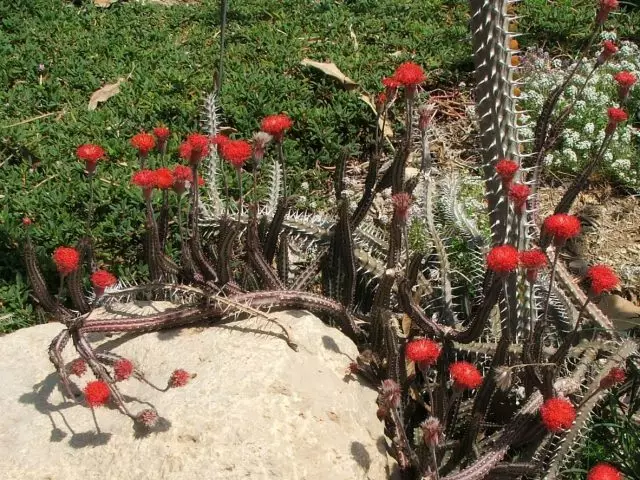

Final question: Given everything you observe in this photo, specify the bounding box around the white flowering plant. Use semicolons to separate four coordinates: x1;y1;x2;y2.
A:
518;33;640;190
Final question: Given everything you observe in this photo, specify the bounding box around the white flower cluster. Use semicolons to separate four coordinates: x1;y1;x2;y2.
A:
518;37;640;190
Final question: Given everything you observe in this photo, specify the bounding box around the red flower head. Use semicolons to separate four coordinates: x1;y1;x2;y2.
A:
406;339;441;367
420;417;444;447
172;164;193;195
154;167;174;190
136;408;159;428
614;71;637;88
252;131;273;162
495;159;519;185
508;183;530;214
543;214;581;245
69;358;87;377
90;269;117;288
179;133;210;165
380;379;401;409
391;192;412;223
519;249;548;282
449;361;483;389
220;139;252;169
597;0;619;24
84;380;111;408
487;245;519;275
586;264;619;296
587;463;622;480
606;107;628;134
375;92;387;113
260;114;293;142
598;40;618;65
76;144;106;174
600;367;626;389
197;175;205;187
539;397;576;432
168;369;191;388
52;246;80;276
132;169;157;199
131;132;156;157
22;217;33;227
392;62;426;87
114;359;134;381
153;126;170;142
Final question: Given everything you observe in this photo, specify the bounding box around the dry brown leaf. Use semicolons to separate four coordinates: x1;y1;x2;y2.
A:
88;77;126;111
349;25;359;52
300;59;357;90
360;94;393;138
94;0;118;7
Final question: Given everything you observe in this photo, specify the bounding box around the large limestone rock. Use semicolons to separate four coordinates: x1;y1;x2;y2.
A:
0;310;393;479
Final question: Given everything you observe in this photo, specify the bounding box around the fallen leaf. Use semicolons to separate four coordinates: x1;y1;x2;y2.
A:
88;77;126;111
360;94;393;138
300;59;357;90
94;0;118;7
349;24;359;52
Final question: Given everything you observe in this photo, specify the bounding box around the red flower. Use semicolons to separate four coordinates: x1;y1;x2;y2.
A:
391;192;412;223
90;270;117;289
520;249;548;282
587;463;622;480
132;169;157;189
114;359;134;381
261;114;293;141
154;167;174;190
84;380;111;408
539;397;576;432
172;165;193;195
69;358;87;377
179;133;210;165
586;264;619;295
52;246;80;276
136;409;159;428
543;214;581;245
211;134;230;148
22;217;32;227
597;0;619;24
487;245;519;274
131;132;156;156
168;369;191;388
392;62;426;87
220;140;252;168
600;367;626;389
495;159;519;184
380;379;401;409
153;126;171;142
449;361;483;389
382;76;401;90
508;183;530;213
598;40;618;65
614;71;637;88
406;339;441;366
76;144;106;174
375;92;387;113
607;107;628;124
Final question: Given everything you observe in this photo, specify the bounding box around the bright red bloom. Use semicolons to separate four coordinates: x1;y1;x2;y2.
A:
179;133;210;165
614;71;637;88
586;264;619;295
84;380;110;408
132;169;157;189
76;144;106;163
406;339;441;366
90;270;117;289
52;246;80;276
597;0;619;24
607;107;628;124
197;175;205;187
587;463;622;480
153;126;171;142
543;214;581;244
375;92;387;113
69;358;87;377
520;249;548;270
487;245;519;274
603;40;618;55
220;140;252;168
154;167;174;190
260;114;293;141
508;183;530;213
168;369;191;388
495;159;519;184
131;133;156;156
211;134;230;147
539;397;576;432
382;76;401;90
22;217;32;227
600;367;626;389
391;192;412;223
114;359;134;381
172;165;193;194
449;361;483;389
392;62;426;87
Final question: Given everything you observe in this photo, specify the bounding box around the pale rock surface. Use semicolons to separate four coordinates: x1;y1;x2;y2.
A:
0;310;394;480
